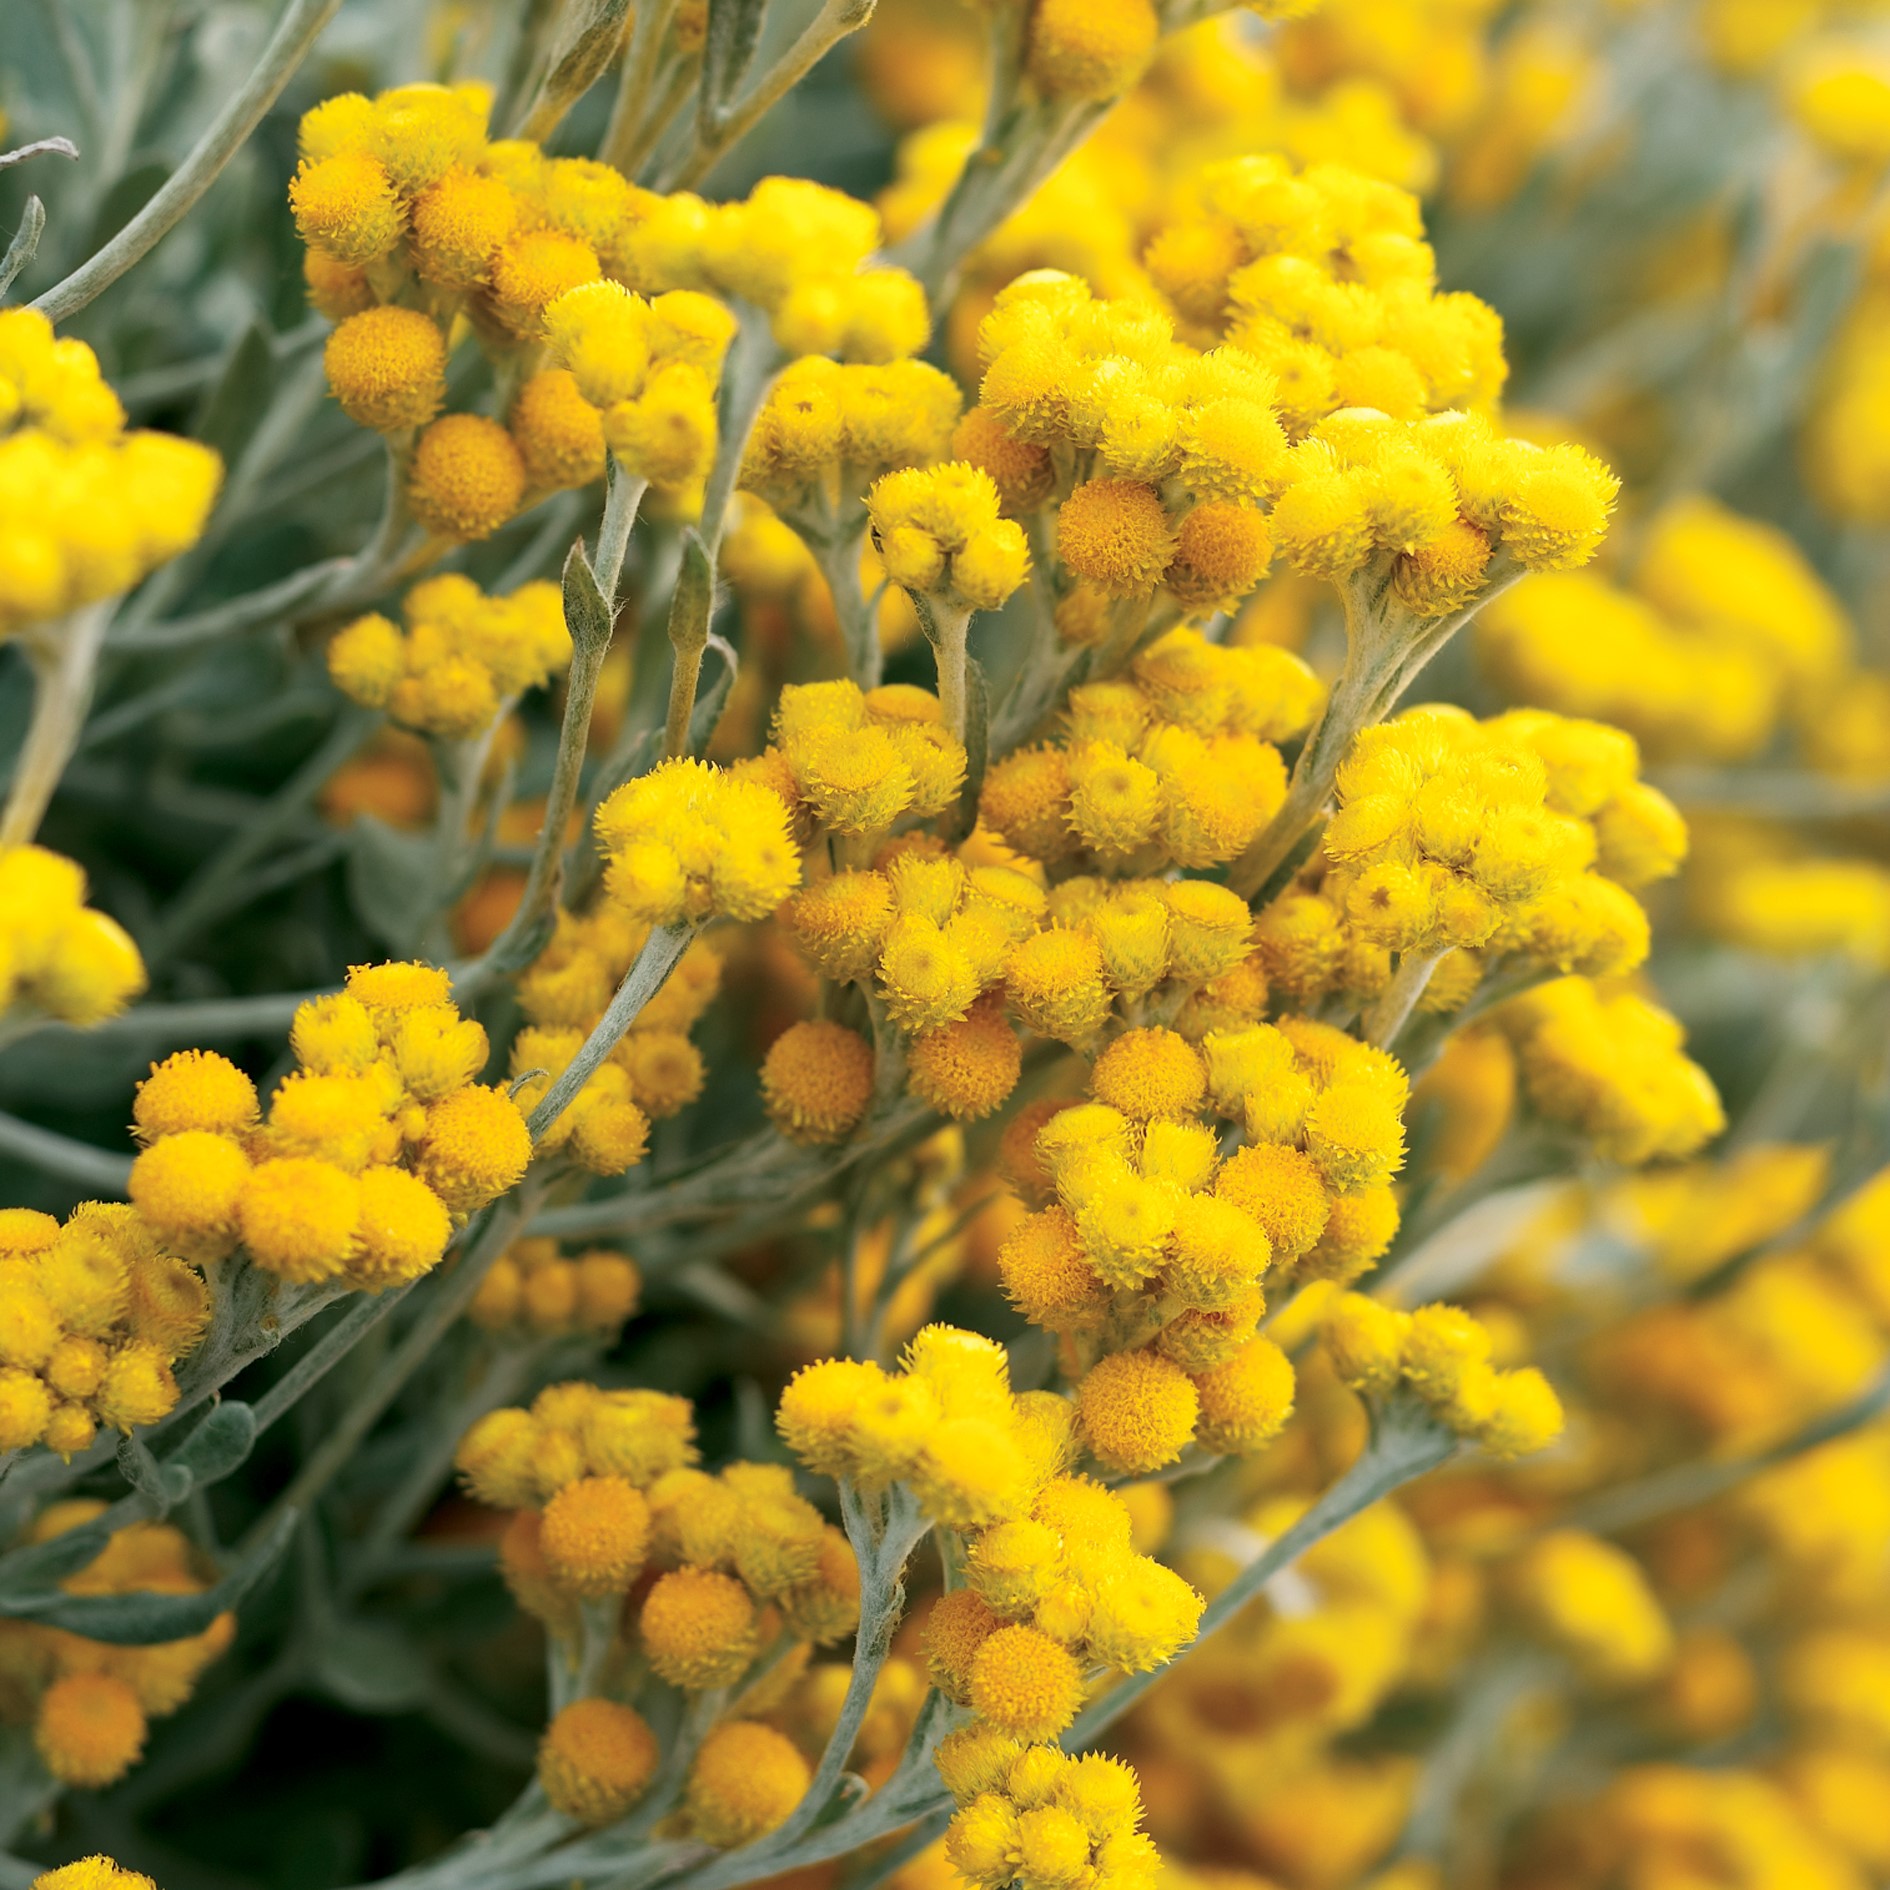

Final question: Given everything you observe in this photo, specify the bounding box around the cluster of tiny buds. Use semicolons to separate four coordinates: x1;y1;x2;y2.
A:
0;309;221;637
7;1506;234;1791
0;846;146;1031
126;963;531;1305
467;1236;641;1339
328;573;571;739
0;1205;211;1458
453;1379;857;1842
1323;1294;1567;1458
779;1326;1207;1767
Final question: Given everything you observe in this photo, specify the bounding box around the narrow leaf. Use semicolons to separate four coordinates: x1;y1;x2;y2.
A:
0;136;80;170
169;1400;259;1487
193;322;277;468
952;654;990;841
701;0;771;122
0;1508;298;1645
563;536;614;659
0;196;47;297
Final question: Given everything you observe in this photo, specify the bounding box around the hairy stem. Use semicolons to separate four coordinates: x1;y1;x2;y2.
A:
1;602;111;847
527;927;693;1140
33;0;342;321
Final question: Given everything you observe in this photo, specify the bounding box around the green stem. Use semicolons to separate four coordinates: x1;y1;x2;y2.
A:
527;927;693;1140
32;0;343;321
0;1109;131;1192
0;601;111;847
1362;948;1447;1050
1065;1405;1458;1748
601;0;682;170
233;1198;532;1559
911;594;973;740
663;0;880;190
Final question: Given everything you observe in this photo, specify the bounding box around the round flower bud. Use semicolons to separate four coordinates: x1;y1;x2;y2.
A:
966;1623;1086;1740
639;1567;760;1688
539;1698;659;1824
540;1474;652;1595
761;1019;876;1144
35;1673;147;1787
409;413;527;542
324;307;447;432
685;1720;813;1846
1076;1349;1199;1474
133;1049;258;1141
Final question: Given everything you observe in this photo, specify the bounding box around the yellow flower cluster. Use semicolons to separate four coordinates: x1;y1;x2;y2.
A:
594;757;802;929
742;356;962;513
958;246;1610;629
1322;1293;1566;1457
998;1026;1374;1446
467;1236;640;1339
510;910;721;1167
0;1506;234;1790
540;279;737;504
610;174;930;364
30;1859;156;1890
0;309;221;638
327;573;571;738
0;1204;210;1456
1263;704;1684;1009
764;679;970;847
780;1327;1205;1740
941;1741;1158;1890
1495;977;1726;1167
290;82;742;531
0;846;146;1029
454;1378;856;1836
1478;496;1853;763
128;962;530;1290
866;463;1033;615
980;629;1322;871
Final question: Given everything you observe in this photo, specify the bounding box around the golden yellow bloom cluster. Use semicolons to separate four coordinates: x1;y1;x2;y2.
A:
866;462;1033;620
328;573;572;738
765;678;969;852
742;356;963;515
540;279;736;504
466;1235;640;1339
1494;976;1727;1167
1322;1293;1565;1457
30;1858;156;1890
872;12;1438;351
0;1507;234;1790
780;1325;1205;1732
0;310;221;637
980;630;1320;871
1479;496;1854;763
1258;704;1685;1014
453;1378;855;1836
290;81;738;532
594;756;802;928
128;962;529;1288
0;1203;208;1456
941;1740;1158;1890
0;846;146;1030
